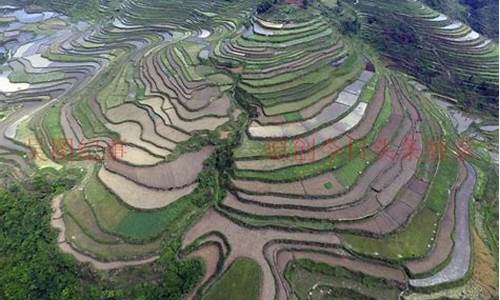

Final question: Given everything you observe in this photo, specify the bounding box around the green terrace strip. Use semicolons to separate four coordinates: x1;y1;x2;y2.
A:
63;212;162;260
217;205;337;231
341;151;459;260
8;70;65;83
233;84;391;183
233;70;383;160
285;259;401;300
342;208;440;260
260;61;364;115
283;111;303;122
42;104;66;141
356;0;499;114
83;167;200;242
425;154;460;214
0;0;496;298
73;99;116;139
335;149;377;188
63;189;121;244
203;257;262;300
97;65;133;109
233;143;376;183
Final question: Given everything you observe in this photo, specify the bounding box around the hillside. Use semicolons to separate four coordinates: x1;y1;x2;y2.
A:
0;0;498;299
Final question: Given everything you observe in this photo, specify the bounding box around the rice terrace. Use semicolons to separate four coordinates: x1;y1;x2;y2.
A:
0;0;498;299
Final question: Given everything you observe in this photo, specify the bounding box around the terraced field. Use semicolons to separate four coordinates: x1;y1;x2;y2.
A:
0;0;497;299
350;0;499;114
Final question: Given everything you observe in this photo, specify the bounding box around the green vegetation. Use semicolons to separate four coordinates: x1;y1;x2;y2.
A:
204;257;262;300
27;0;107;22
359;75;379;103
0;167;206;300
324;181;333;189
357;0;498;115
97;66;131;108
218;204;337;231
285;259;400;300
42;104;65;140
425;154;459;213
73;99;115;139
283;111;303;122
8;70;64;84
471;159;499;268
423;0;498;39
342;208;440;260
1;0;497;298
0;168;86;300
83;164;212;241
342;150;459;260
335;149;377;187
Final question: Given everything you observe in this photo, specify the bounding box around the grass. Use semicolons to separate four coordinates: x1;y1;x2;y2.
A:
425;153;459;214
238;28;333;49
342;207;440;260
262;59;363;115
97;66;131;109
235;142;377;184
241;63;335;95
234;143;364;182
15;115;62;170
321;0;338;9
73;99;115;139
234;79;390;160
8;70;64;84
39;104;73;161
340;152;459;261
283;111;303;122
285;259;400;300
64;213;162;260
359;75;379;103
43;51;98;63
234;83;389;181
206;73;233;86
335;149;377;188
366;85;392;145
218;206;337;231
233;134;269;159
203;257;261;300
43;105;66;140
63;189;120;243
84;169;200;241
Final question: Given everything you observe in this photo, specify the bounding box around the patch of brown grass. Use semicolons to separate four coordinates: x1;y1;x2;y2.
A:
471;229;498;298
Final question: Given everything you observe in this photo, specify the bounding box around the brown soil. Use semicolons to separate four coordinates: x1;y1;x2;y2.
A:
186;243;223;300
104;145;213;190
182;209;341;300
98;167;197;209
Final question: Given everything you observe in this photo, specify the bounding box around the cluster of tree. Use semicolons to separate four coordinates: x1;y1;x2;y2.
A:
339;14;360;35
423;0;498;40
0;169;88;299
0;168;204;300
359;11;498;115
15;0;105;22
256;0;279;14
323;1;359;35
0;53;6;65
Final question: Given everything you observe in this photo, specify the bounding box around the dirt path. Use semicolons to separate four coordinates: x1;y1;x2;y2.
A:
182;209;342;300
186;243;222;300
182;208;412;300
409;161;476;287
50;194;159;270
